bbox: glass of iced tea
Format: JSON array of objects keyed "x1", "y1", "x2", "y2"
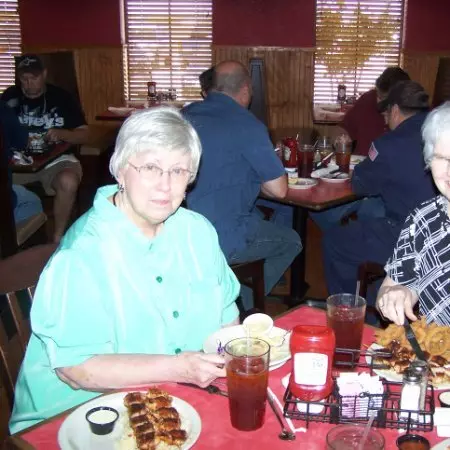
[
  {"x1": 326, "y1": 294, "x2": 366, "y2": 365},
  {"x1": 335, "y1": 143, "x2": 352, "y2": 173},
  {"x1": 326, "y1": 424, "x2": 385, "y2": 450},
  {"x1": 224, "y1": 337, "x2": 270, "y2": 431},
  {"x1": 298, "y1": 144, "x2": 315, "y2": 177}
]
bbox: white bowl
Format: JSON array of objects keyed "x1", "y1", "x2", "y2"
[{"x1": 243, "y1": 313, "x2": 274, "y2": 336}]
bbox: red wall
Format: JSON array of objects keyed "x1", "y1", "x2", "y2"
[
  {"x1": 18, "y1": 0, "x2": 450, "y2": 52},
  {"x1": 213, "y1": 0, "x2": 315, "y2": 47},
  {"x1": 19, "y1": 0, "x2": 121, "y2": 47},
  {"x1": 403, "y1": 0, "x2": 450, "y2": 52}
]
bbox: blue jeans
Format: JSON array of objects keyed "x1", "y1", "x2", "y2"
[
  {"x1": 254, "y1": 198, "x2": 294, "y2": 227},
  {"x1": 13, "y1": 184, "x2": 43, "y2": 224},
  {"x1": 228, "y1": 219, "x2": 302, "y2": 311},
  {"x1": 310, "y1": 197, "x2": 386, "y2": 232}
]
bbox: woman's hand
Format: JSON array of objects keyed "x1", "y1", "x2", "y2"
[
  {"x1": 176, "y1": 352, "x2": 226, "y2": 387},
  {"x1": 377, "y1": 284, "x2": 418, "y2": 326}
]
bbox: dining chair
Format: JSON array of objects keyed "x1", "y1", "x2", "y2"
[
  {"x1": 231, "y1": 259, "x2": 266, "y2": 313},
  {"x1": 0, "y1": 243, "x2": 57, "y2": 408}
]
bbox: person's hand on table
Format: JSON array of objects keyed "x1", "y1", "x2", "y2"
[
  {"x1": 377, "y1": 285, "x2": 418, "y2": 325},
  {"x1": 177, "y1": 352, "x2": 225, "y2": 387}
]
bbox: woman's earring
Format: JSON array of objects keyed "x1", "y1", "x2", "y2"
[{"x1": 118, "y1": 184, "x2": 125, "y2": 193}]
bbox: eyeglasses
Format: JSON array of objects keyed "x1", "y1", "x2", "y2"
[{"x1": 128, "y1": 162, "x2": 192, "y2": 183}]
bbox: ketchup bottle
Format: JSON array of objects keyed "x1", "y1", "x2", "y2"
[
  {"x1": 289, "y1": 325, "x2": 335, "y2": 402},
  {"x1": 282, "y1": 137, "x2": 298, "y2": 169}
]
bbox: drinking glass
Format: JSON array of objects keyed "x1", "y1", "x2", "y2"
[
  {"x1": 326, "y1": 424, "x2": 385, "y2": 450},
  {"x1": 225, "y1": 337, "x2": 270, "y2": 431},
  {"x1": 335, "y1": 143, "x2": 352, "y2": 173},
  {"x1": 326, "y1": 294, "x2": 366, "y2": 365},
  {"x1": 298, "y1": 144, "x2": 315, "y2": 177}
]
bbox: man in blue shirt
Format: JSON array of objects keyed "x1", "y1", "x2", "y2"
[
  {"x1": 183, "y1": 60, "x2": 301, "y2": 311},
  {"x1": 322, "y1": 81, "x2": 436, "y2": 296}
]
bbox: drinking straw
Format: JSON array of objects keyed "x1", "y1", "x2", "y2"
[
  {"x1": 359, "y1": 410, "x2": 376, "y2": 450},
  {"x1": 355, "y1": 281, "x2": 361, "y2": 306}
]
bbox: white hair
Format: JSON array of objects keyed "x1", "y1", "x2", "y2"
[
  {"x1": 109, "y1": 106, "x2": 202, "y2": 182},
  {"x1": 422, "y1": 101, "x2": 450, "y2": 166}
]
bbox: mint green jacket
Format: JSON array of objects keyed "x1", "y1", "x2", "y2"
[{"x1": 10, "y1": 185, "x2": 239, "y2": 433}]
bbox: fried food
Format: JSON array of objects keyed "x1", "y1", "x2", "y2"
[
  {"x1": 123, "y1": 388, "x2": 187, "y2": 450},
  {"x1": 373, "y1": 319, "x2": 450, "y2": 386}
]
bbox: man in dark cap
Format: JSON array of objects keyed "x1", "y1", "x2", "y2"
[
  {"x1": 1, "y1": 54, "x2": 89, "y2": 242},
  {"x1": 322, "y1": 80, "x2": 436, "y2": 297}
]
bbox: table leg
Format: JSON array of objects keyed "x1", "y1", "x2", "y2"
[{"x1": 287, "y1": 206, "x2": 310, "y2": 306}]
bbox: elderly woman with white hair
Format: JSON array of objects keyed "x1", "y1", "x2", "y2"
[
  {"x1": 10, "y1": 107, "x2": 240, "y2": 433},
  {"x1": 376, "y1": 101, "x2": 450, "y2": 326}
]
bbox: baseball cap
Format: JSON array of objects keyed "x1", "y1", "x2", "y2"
[
  {"x1": 378, "y1": 80, "x2": 429, "y2": 113},
  {"x1": 16, "y1": 54, "x2": 44, "y2": 76}
]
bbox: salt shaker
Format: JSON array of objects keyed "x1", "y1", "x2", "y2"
[
  {"x1": 399, "y1": 369, "x2": 422, "y2": 422},
  {"x1": 410, "y1": 359, "x2": 429, "y2": 410}
]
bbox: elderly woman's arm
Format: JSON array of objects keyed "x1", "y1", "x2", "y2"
[
  {"x1": 56, "y1": 351, "x2": 225, "y2": 391},
  {"x1": 376, "y1": 276, "x2": 419, "y2": 325}
]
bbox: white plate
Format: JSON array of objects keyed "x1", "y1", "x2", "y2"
[
  {"x1": 432, "y1": 438, "x2": 450, "y2": 450},
  {"x1": 58, "y1": 392, "x2": 201, "y2": 450},
  {"x1": 289, "y1": 178, "x2": 318, "y2": 190},
  {"x1": 320, "y1": 173, "x2": 350, "y2": 183},
  {"x1": 203, "y1": 325, "x2": 291, "y2": 370},
  {"x1": 366, "y1": 343, "x2": 450, "y2": 391}
]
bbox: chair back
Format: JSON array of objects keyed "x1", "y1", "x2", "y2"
[
  {"x1": 0, "y1": 243, "x2": 56, "y2": 407},
  {"x1": 0, "y1": 288, "x2": 33, "y2": 406}
]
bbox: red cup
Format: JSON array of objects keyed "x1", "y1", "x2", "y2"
[{"x1": 298, "y1": 145, "x2": 315, "y2": 177}]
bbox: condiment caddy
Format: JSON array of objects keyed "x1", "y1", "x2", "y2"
[{"x1": 283, "y1": 347, "x2": 435, "y2": 434}]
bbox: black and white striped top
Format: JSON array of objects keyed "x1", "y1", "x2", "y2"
[{"x1": 385, "y1": 195, "x2": 450, "y2": 325}]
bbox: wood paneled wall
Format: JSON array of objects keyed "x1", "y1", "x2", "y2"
[
  {"x1": 403, "y1": 50, "x2": 450, "y2": 102},
  {"x1": 22, "y1": 46, "x2": 124, "y2": 124},
  {"x1": 213, "y1": 46, "x2": 315, "y2": 131}
]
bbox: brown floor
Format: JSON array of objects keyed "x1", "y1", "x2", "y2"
[{"x1": 264, "y1": 217, "x2": 328, "y2": 317}]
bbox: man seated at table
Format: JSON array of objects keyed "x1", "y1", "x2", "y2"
[
  {"x1": 337, "y1": 66, "x2": 410, "y2": 157},
  {"x1": 199, "y1": 66, "x2": 215, "y2": 99},
  {"x1": 322, "y1": 81, "x2": 436, "y2": 297},
  {"x1": 1, "y1": 54, "x2": 89, "y2": 242},
  {"x1": 183, "y1": 60, "x2": 302, "y2": 311},
  {"x1": 0, "y1": 101, "x2": 43, "y2": 223},
  {"x1": 310, "y1": 67, "x2": 411, "y2": 232}
]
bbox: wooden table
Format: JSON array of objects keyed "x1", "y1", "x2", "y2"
[
  {"x1": 265, "y1": 179, "x2": 358, "y2": 302},
  {"x1": 10, "y1": 143, "x2": 72, "y2": 174},
  {"x1": 4, "y1": 306, "x2": 444, "y2": 449},
  {"x1": 96, "y1": 102, "x2": 185, "y2": 122}
]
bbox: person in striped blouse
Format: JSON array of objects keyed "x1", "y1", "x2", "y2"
[{"x1": 377, "y1": 102, "x2": 450, "y2": 326}]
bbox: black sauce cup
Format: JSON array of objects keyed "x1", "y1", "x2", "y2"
[
  {"x1": 85, "y1": 406, "x2": 119, "y2": 435},
  {"x1": 396, "y1": 433, "x2": 430, "y2": 450}
]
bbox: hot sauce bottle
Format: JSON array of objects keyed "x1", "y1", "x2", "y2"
[
  {"x1": 282, "y1": 137, "x2": 298, "y2": 169},
  {"x1": 289, "y1": 325, "x2": 335, "y2": 402}
]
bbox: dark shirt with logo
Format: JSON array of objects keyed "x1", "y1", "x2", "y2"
[{"x1": 1, "y1": 83, "x2": 86, "y2": 140}]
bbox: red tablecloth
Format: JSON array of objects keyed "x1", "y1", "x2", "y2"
[{"x1": 18, "y1": 306, "x2": 445, "y2": 449}]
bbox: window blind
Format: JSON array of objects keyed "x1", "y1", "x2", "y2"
[
  {"x1": 123, "y1": 0, "x2": 212, "y2": 102},
  {"x1": 314, "y1": 0, "x2": 404, "y2": 103},
  {"x1": 0, "y1": 0, "x2": 21, "y2": 93}
]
